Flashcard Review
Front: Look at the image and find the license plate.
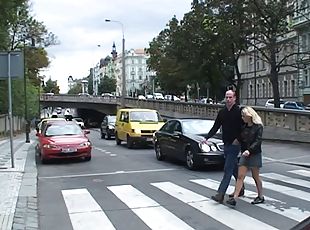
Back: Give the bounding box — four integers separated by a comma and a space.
62, 148, 77, 153
146, 138, 153, 141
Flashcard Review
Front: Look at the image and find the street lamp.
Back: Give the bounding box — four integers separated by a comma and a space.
105, 19, 126, 107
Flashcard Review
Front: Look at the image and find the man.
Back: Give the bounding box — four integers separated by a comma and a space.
206, 90, 244, 203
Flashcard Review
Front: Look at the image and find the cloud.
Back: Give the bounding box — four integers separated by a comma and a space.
31, 0, 192, 93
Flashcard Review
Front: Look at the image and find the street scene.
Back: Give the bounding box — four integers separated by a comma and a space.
0, 128, 309, 230
1, 0, 310, 230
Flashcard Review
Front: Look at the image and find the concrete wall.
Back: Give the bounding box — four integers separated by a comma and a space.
0, 115, 24, 137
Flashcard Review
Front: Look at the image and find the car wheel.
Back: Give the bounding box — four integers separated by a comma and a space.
127, 135, 133, 149
106, 130, 111, 140
85, 156, 91, 161
40, 153, 48, 164
101, 130, 105, 139
115, 132, 121, 145
186, 148, 197, 170
155, 142, 165, 160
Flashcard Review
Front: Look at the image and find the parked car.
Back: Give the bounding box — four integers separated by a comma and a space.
283, 101, 305, 110
199, 98, 213, 104
36, 121, 92, 163
153, 92, 164, 100
137, 95, 146, 100
305, 104, 310, 110
100, 115, 116, 139
153, 118, 224, 170
265, 99, 285, 108
115, 108, 166, 148
73, 118, 85, 128
146, 94, 154, 100
164, 95, 181, 101
101, 92, 114, 98
78, 93, 90, 97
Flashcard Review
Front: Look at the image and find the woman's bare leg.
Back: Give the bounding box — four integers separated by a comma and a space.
251, 167, 263, 197
233, 166, 247, 199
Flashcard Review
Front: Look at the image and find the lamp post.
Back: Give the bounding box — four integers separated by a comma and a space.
23, 40, 30, 143
105, 19, 126, 107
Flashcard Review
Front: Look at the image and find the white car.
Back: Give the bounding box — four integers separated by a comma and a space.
164, 95, 181, 101
138, 95, 146, 100
265, 99, 285, 108
153, 92, 164, 100
73, 118, 85, 128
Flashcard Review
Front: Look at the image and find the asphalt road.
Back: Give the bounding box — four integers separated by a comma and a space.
36, 130, 310, 230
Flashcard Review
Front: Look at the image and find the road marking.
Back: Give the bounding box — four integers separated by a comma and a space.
151, 182, 278, 230
288, 169, 310, 178
261, 172, 310, 188
62, 188, 116, 230
244, 177, 310, 202
39, 168, 177, 179
190, 178, 310, 222
108, 185, 194, 230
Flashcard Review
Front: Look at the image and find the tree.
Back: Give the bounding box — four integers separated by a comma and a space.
245, 0, 299, 107
43, 78, 60, 94
98, 75, 116, 94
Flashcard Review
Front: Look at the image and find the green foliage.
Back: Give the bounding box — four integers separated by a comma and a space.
98, 75, 116, 94
43, 78, 60, 94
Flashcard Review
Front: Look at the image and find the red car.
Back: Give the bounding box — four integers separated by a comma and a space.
36, 121, 92, 163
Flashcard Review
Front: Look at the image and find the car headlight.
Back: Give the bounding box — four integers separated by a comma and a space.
43, 144, 58, 149
132, 129, 141, 134
210, 145, 217, 151
80, 141, 91, 147
199, 143, 211, 152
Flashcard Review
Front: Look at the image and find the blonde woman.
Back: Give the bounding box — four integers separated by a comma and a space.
226, 106, 264, 206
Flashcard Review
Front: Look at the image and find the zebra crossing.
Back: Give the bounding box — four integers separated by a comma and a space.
61, 169, 310, 230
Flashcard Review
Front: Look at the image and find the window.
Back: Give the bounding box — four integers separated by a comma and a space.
284, 81, 288, 97
257, 84, 260, 98
249, 84, 253, 98
268, 82, 273, 97
291, 80, 295, 96
262, 83, 266, 98
132, 59, 135, 64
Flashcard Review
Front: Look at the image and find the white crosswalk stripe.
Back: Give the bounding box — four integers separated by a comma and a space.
288, 169, 310, 178
244, 176, 310, 202
261, 172, 310, 188
108, 185, 194, 230
61, 170, 310, 230
62, 188, 116, 230
151, 181, 278, 230
190, 178, 310, 222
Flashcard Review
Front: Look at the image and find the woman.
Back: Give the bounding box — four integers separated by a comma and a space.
226, 106, 264, 206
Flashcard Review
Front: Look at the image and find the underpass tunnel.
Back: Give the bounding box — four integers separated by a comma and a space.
77, 108, 106, 128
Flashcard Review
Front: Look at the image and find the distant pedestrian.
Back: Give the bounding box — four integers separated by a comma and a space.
226, 106, 264, 206
206, 90, 244, 204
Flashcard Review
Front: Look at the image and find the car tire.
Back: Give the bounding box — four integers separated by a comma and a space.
185, 147, 197, 170
85, 156, 91, 161
106, 130, 111, 140
127, 135, 133, 149
101, 130, 105, 139
155, 142, 165, 161
115, 132, 121, 145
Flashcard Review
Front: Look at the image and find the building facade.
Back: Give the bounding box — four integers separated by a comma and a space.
292, 0, 310, 103
237, 1, 310, 105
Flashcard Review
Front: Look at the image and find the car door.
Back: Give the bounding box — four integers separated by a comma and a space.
118, 111, 129, 141
157, 120, 177, 156
169, 121, 186, 160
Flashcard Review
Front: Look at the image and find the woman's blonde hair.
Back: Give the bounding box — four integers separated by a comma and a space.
242, 106, 263, 125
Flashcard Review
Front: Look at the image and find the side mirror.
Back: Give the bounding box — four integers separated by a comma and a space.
162, 118, 167, 122
84, 130, 90, 134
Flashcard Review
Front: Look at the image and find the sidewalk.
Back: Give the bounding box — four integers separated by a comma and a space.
0, 133, 38, 230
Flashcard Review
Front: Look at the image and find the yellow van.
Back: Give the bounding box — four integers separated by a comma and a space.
115, 108, 166, 148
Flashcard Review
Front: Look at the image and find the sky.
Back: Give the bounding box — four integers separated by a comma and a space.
31, 0, 193, 93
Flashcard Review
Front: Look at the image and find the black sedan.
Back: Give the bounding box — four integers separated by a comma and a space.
100, 115, 116, 139
153, 118, 224, 170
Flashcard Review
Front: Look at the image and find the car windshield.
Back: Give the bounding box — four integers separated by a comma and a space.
130, 111, 161, 122
44, 124, 83, 136
108, 116, 116, 123
182, 120, 219, 135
